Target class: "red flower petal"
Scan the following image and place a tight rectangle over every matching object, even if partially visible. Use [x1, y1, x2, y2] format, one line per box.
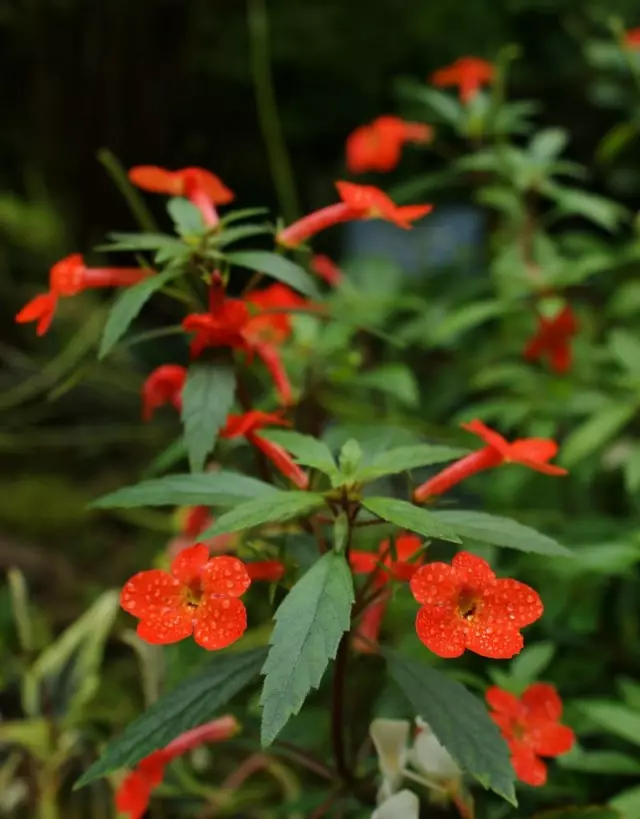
[136, 611, 193, 645]
[180, 168, 234, 204]
[245, 560, 286, 582]
[129, 166, 183, 196]
[353, 594, 389, 653]
[120, 569, 184, 619]
[115, 770, 153, 819]
[461, 419, 510, 455]
[464, 618, 524, 660]
[200, 555, 251, 598]
[530, 722, 575, 757]
[410, 562, 458, 605]
[510, 742, 548, 787]
[251, 434, 309, 489]
[451, 551, 496, 588]
[15, 292, 58, 336]
[254, 343, 293, 405]
[521, 682, 563, 722]
[486, 686, 523, 718]
[394, 204, 433, 223]
[349, 550, 380, 575]
[415, 603, 466, 658]
[221, 410, 288, 438]
[508, 438, 557, 465]
[395, 534, 423, 563]
[483, 578, 544, 629]
[170, 543, 210, 586]
[193, 597, 247, 650]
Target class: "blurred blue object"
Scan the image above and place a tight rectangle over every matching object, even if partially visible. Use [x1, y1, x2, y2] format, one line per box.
[343, 204, 485, 277]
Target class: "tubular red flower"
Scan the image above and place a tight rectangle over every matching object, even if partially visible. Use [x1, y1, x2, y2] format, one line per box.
[413, 419, 567, 502]
[120, 545, 250, 650]
[310, 254, 344, 286]
[141, 365, 187, 421]
[276, 182, 432, 248]
[410, 551, 543, 659]
[244, 283, 312, 344]
[431, 57, 495, 102]
[115, 715, 239, 819]
[487, 684, 575, 786]
[352, 591, 390, 654]
[129, 165, 234, 227]
[346, 116, 433, 174]
[524, 304, 578, 374]
[245, 560, 286, 582]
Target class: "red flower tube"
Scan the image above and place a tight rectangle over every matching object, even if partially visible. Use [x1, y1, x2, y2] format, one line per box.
[129, 165, 234, 227]
[310, 254, 344, 286]
[431, 57, 495, 103]
[413, 419, 567, 502]
[487, 684, 575, 786]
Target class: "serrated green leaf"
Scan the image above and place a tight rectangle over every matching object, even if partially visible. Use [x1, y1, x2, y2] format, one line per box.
[578, 701, 640, 748]
[200, 491, 326, 538]
[362, 497, 461, 543]
[260, 552, 354, 745]
[561, 404, 637, 467]
[431, 511, 571, 557]
[355, 445, 468, 482]
[384, 650, 516, 803]
[91, 471, 276, 509]
[76, 649, 267, 787]
[167, 197, 205, 235]
[181, 363, 236, 472]
[98, 268, 179, 359]
[257, 430, 338, 476]
[226, 250, 320, 298]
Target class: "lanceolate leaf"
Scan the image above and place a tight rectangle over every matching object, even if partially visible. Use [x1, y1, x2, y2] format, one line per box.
[98, 268, 180, 359]
[385, 650, 516, 804]
[560, 403, 636, 467]
[362, 497, 461, 544]
[258, 430, 338, 476]
[90, 471, 276, 509]
[181, 362, 236, 472]
[432, 510, 572, 557]
[355, 444, 468, 481]
[76, 649, 267, 787]
[226, 250, 321, 298]
[260, 552, 354, 746]
[200, 491, 326, 538]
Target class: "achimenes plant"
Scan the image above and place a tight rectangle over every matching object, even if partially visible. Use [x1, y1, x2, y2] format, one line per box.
[18, 160, 576, 818]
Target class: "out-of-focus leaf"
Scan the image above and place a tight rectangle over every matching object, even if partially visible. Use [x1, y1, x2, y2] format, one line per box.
[559, 747, 640, 775]
[430, 301, 512, 345]
[395, 79, 462, 125]
[597, 121, 639, 163]
[353, 365, 420, 408]
[578, 701, 640, 747]
[510, 642, 556, 683]
[611, 785, 640, 819]
[609, 330, 640, 376]
[167, 197, 204, 235]
[561, 404, 637, 467]
[543, 183, 628, 231]
[529, 127, 569, 162]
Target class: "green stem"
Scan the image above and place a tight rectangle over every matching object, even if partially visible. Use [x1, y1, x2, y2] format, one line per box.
[247, 0, 300, 224]
[97, 148, 158, 232]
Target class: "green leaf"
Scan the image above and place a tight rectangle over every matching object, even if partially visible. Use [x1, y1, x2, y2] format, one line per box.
[260, 552, 354, 745]
[431, 301, 512, 345]
[220, 207, 270, 225]
[510, 642, 555, 683]
[226, 250, 320, 298]
[529, 127, 569, 162]
[215, 224, 273, 248]
[181, 363, 236, 472]
[167, 197, 205, 235]
[361, 497, 461, 544]
[385, 650, 516, 803]
[355, 444, 468, 482]
[395, 79, 462, 125]
[200, 491, 326, 538]
[611, 785, 640, 818]
[76, 648, 267, 787]
[98, 268, 179, 359]
[431, 511, 571, 557]
[597, 121, 638, 163]
[578, 701, 640, 748]
[544, 183, 628, 231]
[537, 809, 622, 819]
[561, 403, 636, 467]
[352, 365, 420, 407]
[338, 439, 363, 477]
[257, 430, 338, 476]
[97, 232, 185, 253]
[559, 747, 640, 775]
[91, 471, 276, 509]
[609, 330, 640, 375]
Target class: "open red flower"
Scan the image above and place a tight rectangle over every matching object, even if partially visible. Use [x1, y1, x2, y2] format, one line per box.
[350, 534, 424, 653]
[487, 684, 575, 786]
[16, 254, 151, 336]
[120, 545, 250, 649]
[310, 254, 344, 286]
[129, 165, 234, 227]
[346, 115, 433, 174]
[524, 304, 578, 374]
[410, 551, 543, 659]
[116, 715, 239, 819]
[244, 283, 311, 345]
[141, 364, 187, 420]
[431, 57, 495, 103]
[625, 28, 640, 48]
[221, 410, 309, 489]
[413, 420, 567, 502]
[276, 181, 432, 248]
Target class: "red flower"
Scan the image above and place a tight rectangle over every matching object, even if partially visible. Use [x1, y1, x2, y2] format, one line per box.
[221, 410, 309, 489]
[487, 684, 575, 786]
[350, 534, 424, 652]
[624, 28, 640, 48]
[129, 165, 234, 227]
[413, 420, 567, 502]
[16, 254, 151, 336]
[276, 181, 432, 248]
[183, 285, 312, 405]
[524, 305, 578, 374]
[141, 365, 187, 420]
[120, 545, 250, 649]
[346, 115, 433, 174]
[410, 551, 543, 659]
[245, 560, 286, 582]
[431, 57, 495, 103]
[310, 254, 344, 286]
[116, 715, 238, 819]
